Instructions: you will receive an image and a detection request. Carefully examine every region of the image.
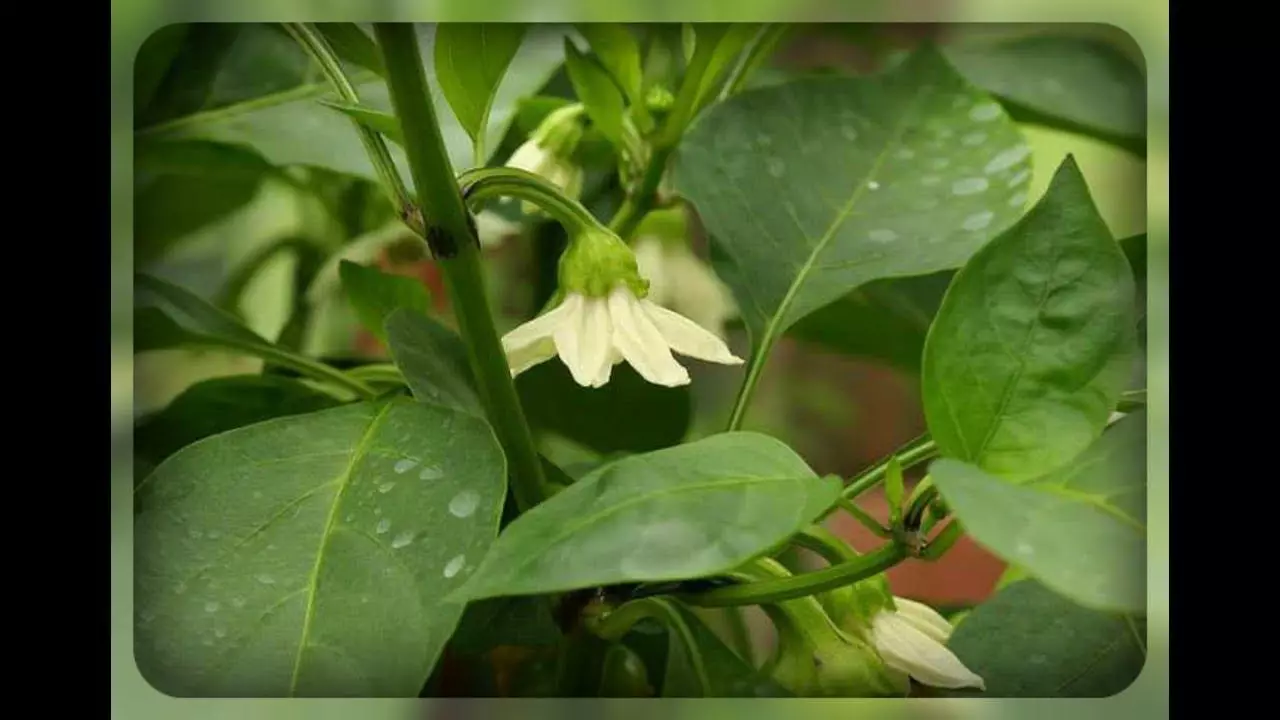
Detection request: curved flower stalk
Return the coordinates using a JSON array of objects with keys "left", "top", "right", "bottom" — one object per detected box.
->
[
  {"left": 500, "top": 224, "right": 744, "bottom": 388},
  {"left": 505, "top": 104, "right": 586, "bottom": 215},
  {"left": 631, "top": 208, "right": 738, "bottom": 339}
]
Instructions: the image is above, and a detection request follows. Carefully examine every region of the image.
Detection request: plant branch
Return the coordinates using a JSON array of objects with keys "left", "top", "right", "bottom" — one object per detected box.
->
[
  {"left": 680, "top": 542, "right": 907, "bottom": 607},
  {"left": 457, "top": 167, "right": 607, "bottom": 234},
  {"left": 374, "top": 23, "right": 548, "bottom": 513},
  {"left": 843, "top": 435, "right": 939, "bottom": 500}
]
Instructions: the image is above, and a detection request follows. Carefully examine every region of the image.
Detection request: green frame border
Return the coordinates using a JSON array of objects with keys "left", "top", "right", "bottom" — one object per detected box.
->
[{"left": 111, "top": 2, "right": 1169, "bottom": 718}]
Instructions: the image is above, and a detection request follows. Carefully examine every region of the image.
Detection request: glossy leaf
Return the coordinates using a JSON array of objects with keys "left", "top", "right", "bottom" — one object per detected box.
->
[
  {"left": 338, "top": 261, "right": 430, "bottom": 344},
  {"left": 449, "top": 432, "right": 840, "bottom": 601},
  {"left": 133, "top": 375, "right": 342, "bottom": 481},
  {"left": 433, "top": 23, "right": 527, "bottom": 146},
  {"left": 675, "top": 46, "right": 1032, "bottom": 360},
  {"left": 139, "top": 25, "right": 566, "bottom": 180},
  {"left": 946, "top": 579, "right": 1145, "bottom": 697},
  {"left": 564, "top": 38, "right": 627, "bottom": 147},
  {"left": 135, "top": 272, "right": 271, "bottom": 349},
  {"left": 515, "top": 360, "right": 691, "bottom": 454},
  {"left": 383, "top": 308, "right": 481, "bottom": 415},
  {"left": 663, "top": 603, "right": 790, "bottom": 697},
  {"left": 319, "top": 101, "right": 404, "bottom": 145},
  {"left": 136, "top": 24, "right": 243, "bottom": 128},
  {"left": 930, "top": 411, "right": 1146, "bottom": 614},
  {"left": 945, "top": 35, "right": 1146, "bottom": 154},
  {"left": 314, "top": 23, "right": 385, "bottom": 78},
  {"left": 134, "top": 398, "right": 508, "bottom": 696},
  {"left": 922, "top": 157, "right": 1137, "bottom": 480},
  {"left": 576, "top": 24, "right": 651, "bottom": 130}
]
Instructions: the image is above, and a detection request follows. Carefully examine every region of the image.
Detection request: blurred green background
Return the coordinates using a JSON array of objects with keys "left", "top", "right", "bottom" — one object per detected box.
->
[{"left": 112, "top": 1, "right": 1167, "bottom": 717}]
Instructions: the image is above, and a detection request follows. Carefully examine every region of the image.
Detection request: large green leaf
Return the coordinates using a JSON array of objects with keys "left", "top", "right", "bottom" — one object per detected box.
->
[
  {"left": 135, "top": 24, "right": 244, "bottom": 128},
  {"left": 946, "top": 579, "right": 1145, "bottom": 697},
  {"left": 138, "top": 24, "right": 567, "bottom": 182},
  {"left": 134, "top": 398, "right": 507, "bottom": 696},
  {"left": 449, "top": 432, "right": 839, "bottom": 601},
  {"left": 662, "top": 602, "right": 790, "bottom": 697},
  {"left": 674, "top": 46, "right": 1032, "bottom": 365},
  {"left": 338, "top": 261, "right": 430, "bottom": 344},
  {"left": 133, "top": 375, "right": 342, "bottom": 482},
  {"left": 383, "top": 308, "right": 482, "bottom": 415},
  {"left": 922, "top": 157, "right": 1136, "bottom": 481},
  {"left": 433, "top": 23, "right": 527, "bottom": 149},
  {"left": 945, "top": 34, "right": 1146, "bottom": 155},
  {"left": 929, "top": 411, "right": 1146, "bottom": 614},
  {"left": 576, "top": 24, "right": 651, "bottom": 130},
  {"left": 515, "top": 360, "right": 691, "bottom": 454}
]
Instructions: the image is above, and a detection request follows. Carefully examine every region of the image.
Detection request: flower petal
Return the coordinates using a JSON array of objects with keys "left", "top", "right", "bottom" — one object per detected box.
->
[
  {"left": 593, "top": 347, "right": 623, "bottom": 386},
  {"left": 607, "top": 286, "right": 690, "bottom": 387},
  {"left": 577, "top": 296, "right": 614, "bottom": 388},
  {"left": 549, "top": 295, "right": 595, "bottom": 387},
  {"left": 892, "top": 597, "right": 954, "bottom": 645},
  {"left": 506, "top": 139, "right": 549, "bottom": 174},
  {"left": 506, "top": 337, "right": 557, "bottom": 377},
  {"left": 503, "top": 294, "right": 579, "bottom": 352},
  {"left": 871, "top": 611, "right": 985, "bottom": 691},
  {"left": 641, "top": 300, "right": 744, "bottom": 365}
]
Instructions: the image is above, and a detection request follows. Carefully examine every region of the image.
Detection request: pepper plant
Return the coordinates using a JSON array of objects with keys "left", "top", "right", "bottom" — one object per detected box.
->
[{"left": 132, "top": 22, "right": 1149, "bottom": 698}]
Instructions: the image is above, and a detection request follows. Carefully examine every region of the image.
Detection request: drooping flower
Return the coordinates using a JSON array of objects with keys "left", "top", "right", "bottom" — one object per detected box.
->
[
  {"left": 631, "top": 208, "right": 738, "bottom": 339},
  {"left": 868, "top": 596, "right": 985, "bottom": 691},
  {"left": 505, "top": 104, "right": 585, "bottom": 215},
  {"left": 500, "top": 226, "right": 743, "bottom": 388}
]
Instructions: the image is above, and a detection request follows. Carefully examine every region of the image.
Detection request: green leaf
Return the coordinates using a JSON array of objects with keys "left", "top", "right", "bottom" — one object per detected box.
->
[
  {"left": 515, "top": 360, "right": 690, "bottom": 454},
  {"left": 338, "top": 261, "right": 430, "bottom": 344},
  {"left": 139, "top": 24, "right": 566, "bottom": 179},
  {"left": 133, "top": 375, "right": 342, "bottom": 481},
  {"left": 946, "top": 579, "right": 1145, "bottom": 697},
  {"left": 134, "top": 398, "right": 508, "bottom": 696},
  {"left": 564, "top": 37, "right": 627, "bottom": 147},
  {"left": 922, "top": 156, "right": 1137, "bottom": 480},
  {"left": 433, "top": 23, "right": 527, "bottom": 147},
  {"left": 945, "top": 35, "right": 1146, "bottom": 155},
  {"left": 929, "top": 411, "right": 1147, "bottom": 614},
  {"left": 383, "top": 308, "right": 482, "bottom": 415},
  {"left": 662, "top": 603, "right": 790, "bottom": 697},
  {"left": 136, "top": 24, "right": 243, "bottom": 128},
  {"left": 134, "top": 139, "right": 276, "bottom": 264},
  {"left": 661, "top": 23, "right": 760, "bottom": 143},
  {"left": 785, "top": 271, "right": 952, "bottom": 372},
  {"left": 449, "top": 432, "right": 840, "bottom": 601},
  {"left": 675, "top": 46, "right": 1032, "bottom": 362},
  {"left": 449, "top": 596, "right": 562, "bottom": 656},
  {"left": 575, "top": 24, "right": 651, "bottom": 129},
  {"left": 134, "top": 25, "right": 194, "bottom": 119},
  {"left": 314, "top": 23, "right": 385, "bottom": 78},
  {"left": 319, "top": 100, "right": 404, "bottom": 145}
]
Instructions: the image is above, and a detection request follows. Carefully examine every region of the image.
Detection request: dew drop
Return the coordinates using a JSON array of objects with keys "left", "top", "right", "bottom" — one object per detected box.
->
[
  {"left": 767, "top": 157, "right": 786, "bottom": 178},
  {"left": 1009, "top": 191, "right": 1029, "bottom": 209},
  {"left": 927, "top": 235, "right": 947, "bottom": 245},
  {"left": 393, "top": 458, "right": 417, "bottom": 474},
  {"left": 252, "top": 491, "right": 263, "bottom": 500},
  {"left": 961, "top": 131, "right": 987, "bottom": 146},
  {"left": 174, "top": 582, "right": 187, "bottom": 595},
  {"left": 756, "top": 134, "right": 773, "bottom": 148},
  {"left": 391, "top": 532, "right": 414, "bottom": 549},
  {"left": 1016, "top": 541, "right": 1035, "bottom": 556},
  {"left": 373, "top": 507, "right": 382, "bottom": 516},
  {"left": 231, "top": 597, "right": 245, "bottom": 608},
  {"left": 376, "top": 518, "right": 391, "bottom": 535},
  {"left": 868, "top": 229, "right": 898, "bottom": 244},
  {"left": 214, "top": 628, "right": 227, "bottom": 638},
  {"left": 206, "top": 530, "right": 221, "bottom": 540},
  {"left": 951, "top": 95, "right": 969, "bottom": 109},
  {"left": 968, "top": 102, "right": 1002, "bottom": 122},
  {"left": 378, "top": 481, "right": 395, "bottom": 494},
  {"left": 921, "top": 174, "right": 942, "bottom": 186},
  {"left": 361, "top": 595, "right": 370, "bottom": 604},
  {"left": 443, "top": 554, "right": 466, "bottom": 578},
  {"left": 255, "top": 573, "right": 276, "bottom": 585},
  {"left": 895, "top": 148, "right": 916, "bottom": 160},
  {"left": 962, "top": 211, "right": 995, "bottom": 231},
  {"left": 951, "top": 177, "right": 989, "bottom": 196},
  {"left": 1007, "top": 168, "right": 1031, "bottom": 187},
  {"left": 204, "top": 601, "right": 220, "bottom": 613},
  {"left": 840, "top": 125, "right": 858, "bottom": 141},
  {"left": 930, "top": 158, "right": 950, "bottom": 170},
  {"left": 1043, "top": 78, "right": 1065, "bottom": 95},
  {"left": 1029, "top": 653, "right": 1048, "bottom": 665},
  {"left": 202, "top": 638, "right": 214, "bottom": 647},
  {"left": 344, "top": 514, "right": 354, "bottom": 523},
  {"left": 984, "top": 145, "right": 1031, "bottom": 175},
  {"left": 935, "top": 127, "right": 954, "bottom": 140},
  {"left": 449, "top": 490, "right": 481, "bottom": 519},
  {"left": 188, "top": 529, "right": 203, "bottom": 540},
  {"left": 867, "top": 180, "right": 881, "bottom": 191},
  {"left": 418, "top": 466, "right": 443, "bottom": 481}
]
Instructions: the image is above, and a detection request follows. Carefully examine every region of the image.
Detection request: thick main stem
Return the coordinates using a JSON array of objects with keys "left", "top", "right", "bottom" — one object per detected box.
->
[{"left": 374, "top": 23, "right": 547, "bottom": 513}]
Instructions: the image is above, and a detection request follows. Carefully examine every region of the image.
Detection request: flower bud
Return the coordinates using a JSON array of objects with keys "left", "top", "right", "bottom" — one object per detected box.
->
[
  {"left": 763, "top": 595, "right": 907, "bottom": 697},
  {"left": 506, "top": 104, "right": 586, "bottom": 214}
]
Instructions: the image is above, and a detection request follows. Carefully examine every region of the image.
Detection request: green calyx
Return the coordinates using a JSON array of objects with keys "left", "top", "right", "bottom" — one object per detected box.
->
[
  {"left": 558, "top": 226, "right": 650, "bottom": 299},
  {"left": 762, "top": 595, "right": 905, "bottom": 698}
]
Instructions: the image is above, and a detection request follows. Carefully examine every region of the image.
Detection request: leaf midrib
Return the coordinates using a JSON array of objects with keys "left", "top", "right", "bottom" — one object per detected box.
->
[
  {"left": 287, "top": 400, "right": 394, "bottom": 695},
  {"left": 467, "top": 474, "right": 829, "bottom": 595}
]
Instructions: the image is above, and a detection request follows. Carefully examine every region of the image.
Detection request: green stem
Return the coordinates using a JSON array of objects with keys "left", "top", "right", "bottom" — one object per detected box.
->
[
  {"left": 682, "top": 542, "right": 907, "bottom": 607},
  {"left": 836, "top": 497, "right": 891, "bottom": 538},
  {"left": 919, "top": 519, "right": 963, "bottom": 561},
  {"left": 843, "top": 435, "right": 939, "bottom": 500},
  {"left": 719, "top": 24, "right": 790, "bottom": 100},
  {"left": 211, "top": 338, "right": 375, "bottom": 399},
  {"left": 792, "top": 524, "right": 862, "bottom": 565},
  {"left": 283, "top": 23, "right": 414, "bottom": 223},
  {"left": 374, "top": 23, "right": 548, "bottom": 513},
  {"left": 588, "top": 597, "right": 712, "bottom": 694},
  {"left": 608, "top": 145, "right": 673, "bottom": 240},
  {"left": 345, "top": 363, "right": 408, "bottom": 386},
  {"left": 457, "top": 167, "right": 606, "bottom": 234}
]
